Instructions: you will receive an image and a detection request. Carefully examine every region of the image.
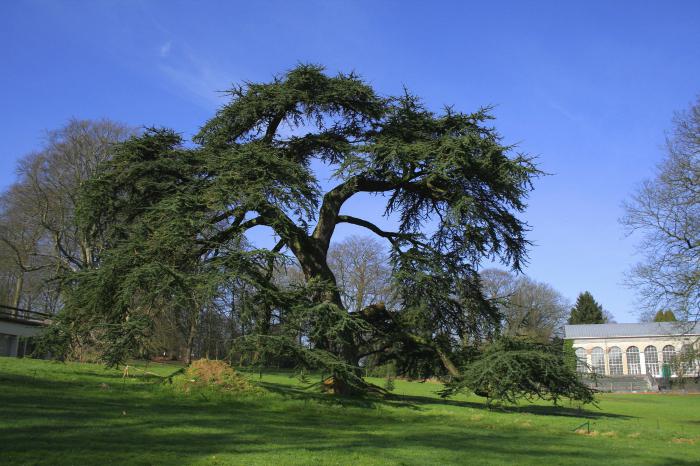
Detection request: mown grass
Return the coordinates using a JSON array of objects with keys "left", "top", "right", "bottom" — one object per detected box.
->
[{"left": 0, "top": 357, "right": 698, "bottom": 465}]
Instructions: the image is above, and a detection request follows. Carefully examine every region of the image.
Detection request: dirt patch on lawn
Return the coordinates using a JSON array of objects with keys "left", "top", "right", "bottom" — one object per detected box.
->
[{"left": 671, "top": 437, "right": 696, "bottom": 445}]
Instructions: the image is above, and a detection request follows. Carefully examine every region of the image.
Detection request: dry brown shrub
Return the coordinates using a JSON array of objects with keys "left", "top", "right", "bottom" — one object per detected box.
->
[
  {"left": 177, "top": 359, "right": 258, "bottom": 395},
  {"left": 627, "top": 432, "right": 641, "bottom": 439}
]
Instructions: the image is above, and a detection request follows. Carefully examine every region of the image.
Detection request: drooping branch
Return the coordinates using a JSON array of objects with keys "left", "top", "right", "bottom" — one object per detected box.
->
[{"left": 336, "top": 215, "right": 404, "bottom": 247}]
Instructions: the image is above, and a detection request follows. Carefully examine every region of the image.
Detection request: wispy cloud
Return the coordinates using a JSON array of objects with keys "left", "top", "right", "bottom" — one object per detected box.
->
[
  {"left": 547, "top": 100, "right": 583, "bottom": 123},
  {"left": 156, "top": 42, "right": 234, "bottom": 109},
  {"left": 159, "top": 41, "right": 172, "bottom": 58}
]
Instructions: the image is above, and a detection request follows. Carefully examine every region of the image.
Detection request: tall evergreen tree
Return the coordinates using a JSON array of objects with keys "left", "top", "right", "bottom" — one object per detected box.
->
[
  {"left": 60, "top": 65, "right": 540, "bottom": 392},
  {"left": 653, "top": 310, "right": 677, "bottom": 322},
  {"left": 568, "top": 291, "right": 606, "bottom": 324}
]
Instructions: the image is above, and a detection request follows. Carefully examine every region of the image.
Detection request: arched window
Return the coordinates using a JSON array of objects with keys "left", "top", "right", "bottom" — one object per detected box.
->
[
  {"left": 662, "top": 345, "right": 676, "bottom": 365},
  {"left": 680, "top": 344, "right": 699, "bottom": 376},
  {"left": 575, "top": 347, "right": 587, "bottom": 373},
  {"left": 608, "top": 347, "right": 623, "bottom": 375},
  {"left": 644, "top": 346, "right": 659, "bottom": 376},
  {"left": 626, "top": 346, "right": 640, "bottom": 375},
  {"left": 591, "top": 347, "right": 605, "bottom": 374}
]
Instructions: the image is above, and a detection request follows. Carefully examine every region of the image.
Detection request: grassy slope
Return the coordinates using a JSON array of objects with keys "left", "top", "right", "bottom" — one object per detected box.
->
[{"left": 0, "top": 357, "right": 698, "bottom": 465}]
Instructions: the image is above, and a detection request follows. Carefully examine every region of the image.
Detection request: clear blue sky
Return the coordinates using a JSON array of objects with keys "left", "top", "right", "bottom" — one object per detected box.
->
[{"left": 2, "top": 0, "right": 699, "bottom": 322}]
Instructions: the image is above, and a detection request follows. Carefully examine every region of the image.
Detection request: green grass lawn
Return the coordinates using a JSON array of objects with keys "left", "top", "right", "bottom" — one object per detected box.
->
[{"left": 1, "top": 357, "right": 698, "bottom": 465}]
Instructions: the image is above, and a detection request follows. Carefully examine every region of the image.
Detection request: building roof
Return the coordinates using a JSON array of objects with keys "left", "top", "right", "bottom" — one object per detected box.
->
[{"left": 564, "top": 322, "right": 700, "bottom": 339}]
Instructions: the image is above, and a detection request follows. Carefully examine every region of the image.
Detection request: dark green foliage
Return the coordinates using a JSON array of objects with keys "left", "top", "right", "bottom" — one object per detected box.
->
[
  {"left": 383, "top": 361, "right": 397, "bottom": 391},
  {"left": 297, "top": 368, "right": 310, "bottom": 384},
  {"left": 568, "top": 291, "right": 606, "bottom": 325},
  {"left": 61, "top": 65, "right": 540, "bottom": 390},
  {"left": 231, "top": 292, "right": 377, "bottom": 393},
  {"left": 235, "top": 333, "right": 370, "bottom": 394},
  {"left": 63, "top": 129, "right": 236, "bottom": 366},
  {"left": 562, "top": 338, "right": 577, "bottom": 372},
  {"left": 384, "top": 375, "right": 396, "bottom": 392},
  {"left": 32, "top": 313, "right": 73, "bottom": 360},
  {"left": 440, "top": 338, "right": 596, "bottom": 406}
]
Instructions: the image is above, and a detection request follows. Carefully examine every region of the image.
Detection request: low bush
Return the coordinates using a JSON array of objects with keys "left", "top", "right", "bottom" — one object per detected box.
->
[{"left": 173, "top": 359, "right": 260, "bottom": 396}]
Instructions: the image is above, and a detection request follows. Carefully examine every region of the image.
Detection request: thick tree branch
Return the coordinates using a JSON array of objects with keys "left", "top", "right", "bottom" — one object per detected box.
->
[
  {"left": 336, "top": 214, "right": 431, "bottom": 251},
  {"left": 311, "top": 174, "right": 426, "bottom": 249},
  {"left": 336, "top": 215, "right": 401, "bottom": 245},
  {"left": 263, "top": 113, "right": 285, "bottom": 144}
]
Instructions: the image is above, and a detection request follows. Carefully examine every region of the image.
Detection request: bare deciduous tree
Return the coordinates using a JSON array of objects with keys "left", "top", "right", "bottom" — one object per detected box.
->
[
  {"left": 327, "top": 235, "right": 394, "bottom": 313},
  {"left": 0, "top": 184, "right": 52, "bottom": 310},
  {"left": 622, "top": 98, "right": 700, "bottom": 321},
  {"left": 0, "top": 119, "right": 134, "bottom": 313},
  {"left": 17, "top": 119, "right": 135, "bottom": 271},
  {"left": 480, "top": 268, "right": 569, "bottom": 341}
]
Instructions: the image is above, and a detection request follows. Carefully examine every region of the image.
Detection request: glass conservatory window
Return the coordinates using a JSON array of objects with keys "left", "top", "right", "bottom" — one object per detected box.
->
[
  {"left": 661, "top": 345, "right": 676, "bottom": 376},
  {"left": 608, "top": 347, "right": 623, "bottom": 375},
  {"left": 626, "top": 346, "right": 640, "bottom": 375},
  {"left": 591, "top": 347, "right": 605, "bottom": 374},
  {"left": 681, "top": 344, "right": 699, "bottom": 376},
  {"left": 644, "top": 346, "right": 659, "bottom": 376},
  {"left": 575, "top": 347, "right": 587, "bottom": 373},
  {"left": 662, "top": 345, "right": 676, "bottom": 364}
]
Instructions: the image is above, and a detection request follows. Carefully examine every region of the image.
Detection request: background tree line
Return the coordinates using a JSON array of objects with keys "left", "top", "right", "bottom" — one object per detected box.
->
[{"left": 0, "top": 120, "right": 133, "bottom": 314}]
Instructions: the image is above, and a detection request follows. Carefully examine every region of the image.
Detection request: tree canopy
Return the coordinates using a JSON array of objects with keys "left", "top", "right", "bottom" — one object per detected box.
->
[
  {"left": 480, "top": 268, "right": 569, "bottom": 341},
  {"left": 653, "top": 310, "right": 677, "bottom": 322},
  {"left": 59, "top": 65, "right": 540, "bottom": 392},
  {"left": 568, "top": 291, "right": 606, "bottom": 325}
]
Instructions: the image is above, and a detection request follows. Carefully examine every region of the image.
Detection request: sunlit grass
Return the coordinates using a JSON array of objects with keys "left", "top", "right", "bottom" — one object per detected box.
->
[{"left": 1, "top": 357, "right": 698, "bottom": 465}]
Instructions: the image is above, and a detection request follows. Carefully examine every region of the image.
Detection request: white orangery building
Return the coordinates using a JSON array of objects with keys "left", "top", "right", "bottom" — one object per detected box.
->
[{"left": 564, "top": 322, "right": 700, "bottom": 378}]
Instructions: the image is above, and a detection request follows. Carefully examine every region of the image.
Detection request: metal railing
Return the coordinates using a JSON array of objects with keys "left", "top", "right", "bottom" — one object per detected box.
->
[{"left": 0, "top": 304, "right": 53, "bottom": 325}]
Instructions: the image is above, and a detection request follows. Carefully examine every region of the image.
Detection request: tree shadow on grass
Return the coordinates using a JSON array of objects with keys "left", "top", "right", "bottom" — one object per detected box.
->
[
  {"left": 257, "top": 381, "right": 425, "bottom": 410},
  {"left": 2, "top": 368, "right": 634, "bottom": 422},
  {"left": 0, "top": 371, "right": 165, "bottom": 393},
  {"left": 385, "top": 393, "right": 633, "bottom": 420},
  {"left": 258, "top": 380, "right": 634, "bottom": 420},
  {"left": 2, "top": 368, "right": 675, "bottom": 466},
  {"left": 0, "top": 387, "right": 682, "bottom": 466}
]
